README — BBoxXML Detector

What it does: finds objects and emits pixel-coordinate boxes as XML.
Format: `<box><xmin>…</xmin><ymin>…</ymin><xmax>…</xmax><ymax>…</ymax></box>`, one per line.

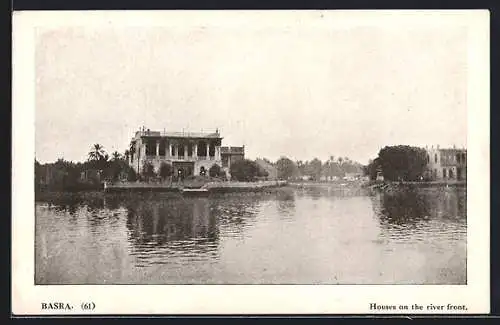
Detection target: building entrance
<box><xmin>173</xmin><ymin>161</ymin><xmax>194</xmax><ymax>181</ymax></box>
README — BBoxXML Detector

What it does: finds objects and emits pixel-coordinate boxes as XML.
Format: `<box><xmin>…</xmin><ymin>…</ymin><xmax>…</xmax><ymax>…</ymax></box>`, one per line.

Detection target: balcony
<box><xmin>168</xmin><ymin>155</ymin><xmax>219</xmax><ymax>162</ymax></box>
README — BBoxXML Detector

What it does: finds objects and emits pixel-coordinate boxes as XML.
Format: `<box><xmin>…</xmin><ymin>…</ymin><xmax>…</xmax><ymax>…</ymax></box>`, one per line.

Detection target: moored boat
<box><xmin>182</xmin><ymin>188</ymin><xmax>210</xmax><ymax>197</ymax></box>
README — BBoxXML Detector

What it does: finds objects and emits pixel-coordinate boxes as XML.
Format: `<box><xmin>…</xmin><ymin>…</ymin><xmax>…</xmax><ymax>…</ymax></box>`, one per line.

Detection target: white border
<box><xmin>12</xmin><ymin>10</ymin><xmax>490</xmax><ymax>315</ymax></box>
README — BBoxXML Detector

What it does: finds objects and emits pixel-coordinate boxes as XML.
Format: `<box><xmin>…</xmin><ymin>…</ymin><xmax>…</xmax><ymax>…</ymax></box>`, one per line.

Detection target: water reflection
<box><xmin>294</xmin><ymin>184</ymin><xmax>370</xmax><ymax>199</ymax></box>
<box><xmin>373</xmin><ymin>188</ymin><xmax>467</xmax><ymax>227</ymax></box>
<box><xmin>126</xmin><ymin>198</ymin><xmax>216</xmax><ymax>244</ymax></box>
<box><xmin>209</xmin><ymin>194</ymin><xmax>261</xmax><ymax>238</ymax></box>
<box><xmin>369</xmin><ymin>188</ymin><xmax>467</xmax><ymax>284</ymax></box>
<box><xmin>275</xmin><ymin>188</ymin><xmax>296</xmax><ymax>218</ymax></box>
<box><xmin>35</xmin><ymin>187</ymin><xmax>467</xmax><ymax>284</ymax></box>
<box><xmin>123</xmin><ymin>198</ymin><xmax>219</xmax><ymax>265</ymax></box>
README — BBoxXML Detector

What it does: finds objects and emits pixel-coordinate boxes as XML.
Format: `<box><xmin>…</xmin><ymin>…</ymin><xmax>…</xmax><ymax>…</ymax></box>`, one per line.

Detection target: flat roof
<box><xmin>134</xmin><ymin>130</ymin><xmax>222</xmax><ymax>139</ymax></box>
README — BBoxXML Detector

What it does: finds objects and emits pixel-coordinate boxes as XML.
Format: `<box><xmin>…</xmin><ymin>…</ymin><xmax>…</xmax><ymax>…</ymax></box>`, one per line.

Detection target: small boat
<box><xmin>182</xmin><ymin>188</ymin><xmax>210</xmax><ymax>197</ymax></box>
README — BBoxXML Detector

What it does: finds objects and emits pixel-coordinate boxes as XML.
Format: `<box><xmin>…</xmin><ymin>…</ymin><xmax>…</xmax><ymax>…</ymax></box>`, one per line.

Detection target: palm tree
<box><xmin>87</xmin><ymin>144</ymin><xmax>109</xmax><ymax>174</ymax></box>
<box><xmin>111</xmin><ymin>151</ymin><xmax>122</xmax><ymax>161</ymax></box>
<box><xmin>88</xmin><ymin>144</ymin><xmax>105</xmax><ymax>162</ymax></box>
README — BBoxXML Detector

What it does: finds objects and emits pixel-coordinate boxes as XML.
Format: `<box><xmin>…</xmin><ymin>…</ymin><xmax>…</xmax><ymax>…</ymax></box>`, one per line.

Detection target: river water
<box><xmin>35</xmin><ymin>185</ymin><xmax>466</xmax><ymax>284</ymax></box>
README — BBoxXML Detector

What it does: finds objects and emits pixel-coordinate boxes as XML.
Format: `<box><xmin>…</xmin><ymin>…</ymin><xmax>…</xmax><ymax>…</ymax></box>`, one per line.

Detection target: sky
<box><xmin>35</xmin><ymin>12</ymin><xmax>468</xmax><ymax>165</ymax></box>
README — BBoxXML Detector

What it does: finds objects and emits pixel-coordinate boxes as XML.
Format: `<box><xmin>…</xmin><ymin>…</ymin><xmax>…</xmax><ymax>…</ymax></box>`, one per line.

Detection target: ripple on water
<box><xmin>35</xmin><ymin>188</ymin><xmax>467</xmax><ymax>284</ymax></box>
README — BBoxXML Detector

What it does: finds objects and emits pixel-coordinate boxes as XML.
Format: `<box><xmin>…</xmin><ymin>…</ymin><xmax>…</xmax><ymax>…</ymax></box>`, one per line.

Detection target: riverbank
<box><xmin>36</xmin><ymin>183</ymin><xmax>292</xmax><ymax>204</ymax></box>
<box><xmin>102</xmin><ymin>179</ymin><xmax>288</xmax><ymax>193</ymax></box>
<box><xmin>367</xmin><ymin>180</ymin><xmax>466</xmax><ymax>192</ymax></box>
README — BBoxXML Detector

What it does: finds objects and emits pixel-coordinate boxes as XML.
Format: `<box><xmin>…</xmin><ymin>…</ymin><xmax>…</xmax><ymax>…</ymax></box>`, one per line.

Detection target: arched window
<box><xmin>200</xmin><ymin>166</ymin><xmax>206</xmax><ymax>176</ymax></box>
<box><xmin>449</xmin><ymin>168</ymin><xmax>454</xmax><ymax>179</ymax></box>
<box><xmin>435</xmin><ymin>154</ymin><xmax>438</xmax><ymax>163</ymax></box>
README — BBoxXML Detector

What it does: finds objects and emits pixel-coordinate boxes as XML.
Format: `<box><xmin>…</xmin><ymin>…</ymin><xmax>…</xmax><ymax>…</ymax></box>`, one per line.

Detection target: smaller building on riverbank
<box><xmin>425</xmin><ymin>145</ymin><xmax>467</xmax><ymax>181</ymax></box>
<box><xmin>221</xmin><ymin>146</ymin><xmax>245</xmax><ymax>170</ymax></box>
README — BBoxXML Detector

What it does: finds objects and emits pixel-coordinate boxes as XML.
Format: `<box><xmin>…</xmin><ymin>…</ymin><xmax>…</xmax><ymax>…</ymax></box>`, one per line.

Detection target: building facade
<box><xmin>221</xmin><ymin>146</ymin><xmax>244</xmax><ymax>167</ymax></box>
<box><xmin>128</xmin><ymin>128</ymin><xmax>224</xmax><ymax>178</ymax></box>
<box><xmin>425</xmin><ymin>146</ymin><xmax>467</xmax><ymax>181</ymax></box>
<box><xmin>221</xmin><ymin>146</ymin><xmax>245</xmax><ymax>179</ymax></box>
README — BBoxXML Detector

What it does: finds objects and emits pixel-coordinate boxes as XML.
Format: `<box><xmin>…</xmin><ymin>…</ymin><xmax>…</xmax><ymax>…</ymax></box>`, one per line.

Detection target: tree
<box><xmin>129</xmin><ymin>142</ymin><xmax>136</xmax><ymax>162</ymax></box>
<box><xmin>364</xmin><ymin>158</ymin><xmax>381</xmax><ymax>181</ymax></box>
<box><xmin>88</xmin><ymin>143</ymin><xmax>105</xmax><ymax>162</ymax></box>
<box><xmin>276</xmin><ymin>157</ymin><xmax>296</xmax><ymax>180</ymax></box>
<box><xmin>141</xmin><ymin>162</ymin><xmax>156</xmax><ymax>180</ymax></box>
<box><xmin>159</xmin><ymin>162</ymin><xmax>173</xmax><ymax>180</ymax></box>
<box><xmin>35</xmin><ymin>159</ymin><xmax>42</xmax><ymax>189</ymax></box>
<box><xmin>229</xmin><ymin>159</ymin><xmax>260</xmax><ymax>181</ymax></box>
<box><xmin>87</xmin><ymin>143</ymin><xmax>108</xmax><ymax>171</ymax></box>
<box><xmin>127</xmin><ymin>167</ymin><xmax>137</xmax><ymax>182</ymax></box>
<box><xmin>111</xmin><ymin>151</ymin><xmax>122</xmax><ymax>161</ymax></box>
<box><xmin>377</xmin><ymin>145</ymin><xmax>427</xmax><ymax>181</ymax></box>
<box><xmin>305</xmin><ymin>158</ymin><xmax>322</xmax><ymax>181</ymax></box>
<box><xmin>209</xmin><ymin>164</ymin><xmax>223</xmax><ymax>177</ymax></box>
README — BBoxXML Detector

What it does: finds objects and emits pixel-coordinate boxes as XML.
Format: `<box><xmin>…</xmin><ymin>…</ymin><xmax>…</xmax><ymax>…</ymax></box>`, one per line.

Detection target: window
<box><xmin>209</xmin><ymin>143</ymin><xmax>215</xmax><ymax>157</ymax></box>
<box><xmin>443</xmin><ymin>168</ymin><xmax>447</xmax><ymax>178</ymax></box>
<box><xmin>159</xmin><ymin>141</ymin><xmax>166</xmax><ymax>156</ymax></box>
<box><xmin>449</xmin><ymin>168</ymin><xmax>454</xmax><ymax>179</ymax></box>
<box><xmin>171</xmin><ymin>145</ymin><xmax>176</xmax><ymax>156</ymax></box>
<box><xmin>435</xmin><ymin>154</ymin><xmax>437</xmax><ymax>163</ymax></box>
<box><xmin>198</xmin><ymin>141</ymin><xmax>207</xmax><ymax>157</ymax></box>
<box><xmin>145</xmin><ymin>140</ymin><xmax>156</xmax><ymax>156</ymax></box>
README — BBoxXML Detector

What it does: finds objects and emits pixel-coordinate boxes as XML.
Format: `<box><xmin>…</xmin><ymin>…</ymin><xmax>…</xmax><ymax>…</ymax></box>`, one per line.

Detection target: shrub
<box><xmin>209</xmin><ymin>164</ymin><xmax>223</xmax><ymax>177</ymax></box>
<box><xmin>159</xmin><ymin>162</ymin><xmax>173</xmax><ymax>180</ymax></box>
<box><xmin>141</xmin><ymin>162</ymin><xmax>156</xmax><ymax>180</ymax></box>
<box><xmin>229</xmin><ymin>159</ymin><xmax>260</xmax><ymax>182</ymax></box>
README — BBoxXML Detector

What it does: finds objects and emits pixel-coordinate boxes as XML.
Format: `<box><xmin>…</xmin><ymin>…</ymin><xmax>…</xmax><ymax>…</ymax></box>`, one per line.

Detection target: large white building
<box><xmin>128</xmin><ymin>128</ymin><xmax>223</xmax><ymax>178</ymax></box>
<box><xmin>128</xmin><ymin>127</ymin><xmax>245</xmax><ymax>179</ymax></box>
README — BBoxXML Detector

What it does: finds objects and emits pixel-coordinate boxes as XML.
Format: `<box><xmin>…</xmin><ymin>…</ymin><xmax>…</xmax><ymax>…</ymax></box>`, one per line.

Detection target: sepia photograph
<box><xmin>12</xmin><ymin>10</ymin><xmax>489</xmax><ymax>314</ymax></box>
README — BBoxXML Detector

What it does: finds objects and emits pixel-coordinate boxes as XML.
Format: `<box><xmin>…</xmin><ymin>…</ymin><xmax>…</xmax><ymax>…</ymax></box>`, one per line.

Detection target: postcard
<box><xmin>12</xmin><ymin>10</ymin><xmax>490</xmax><ymax>315</ymax></box>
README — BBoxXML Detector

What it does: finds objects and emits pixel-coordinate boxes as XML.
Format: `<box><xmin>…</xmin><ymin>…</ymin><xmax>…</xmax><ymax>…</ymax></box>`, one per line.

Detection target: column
<box><xmin>184</xmin><ymin>144</ymin><xmax>188</xmax><ymax>160</ymax></box>
<box><xmin>194</xmin><ymin>143</ymin><xmax>198</xmax><ymax>159</ymax></box>
<box><xmin>156</xmin><ymin>140</ymin><xmax>160</xmax><ymax>158</ymax></box>
<box><xmin>206</xmin><ymin>142</ymin><xmax>210</xmax><ymax>159</ymax></box>
<box><xmin>168</xmin><ymin>143</ymin><xmax>173</xmax><ymax>158</ymax></box>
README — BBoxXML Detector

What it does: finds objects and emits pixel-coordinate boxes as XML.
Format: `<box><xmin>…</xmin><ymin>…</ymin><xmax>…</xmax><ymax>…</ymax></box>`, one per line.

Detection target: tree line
<box><xmin>35</xmin><ymin>144</ymin><xmax>137</xmax><ymax>192</ymax></box>
<box><xmin>272</xmin><ymin>156</ymin><xmax>364</xmax><ymax>181</ymax></box>
<box><xmin>35</xmin><ymin>142</ymin><xmax>368</xmax><ymax>192</ymax></box>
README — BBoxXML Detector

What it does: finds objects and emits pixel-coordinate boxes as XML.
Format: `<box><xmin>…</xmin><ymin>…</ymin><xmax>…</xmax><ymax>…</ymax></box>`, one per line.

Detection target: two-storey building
<box><xmin>128</xmin><ymin>128</ymin><xmax>223</xmax><ymax>178</ymax></box>
<box><xmin>425</xmin><ymin>145</ymin><xmax>467</xmax><ymax>181</ymax></box>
